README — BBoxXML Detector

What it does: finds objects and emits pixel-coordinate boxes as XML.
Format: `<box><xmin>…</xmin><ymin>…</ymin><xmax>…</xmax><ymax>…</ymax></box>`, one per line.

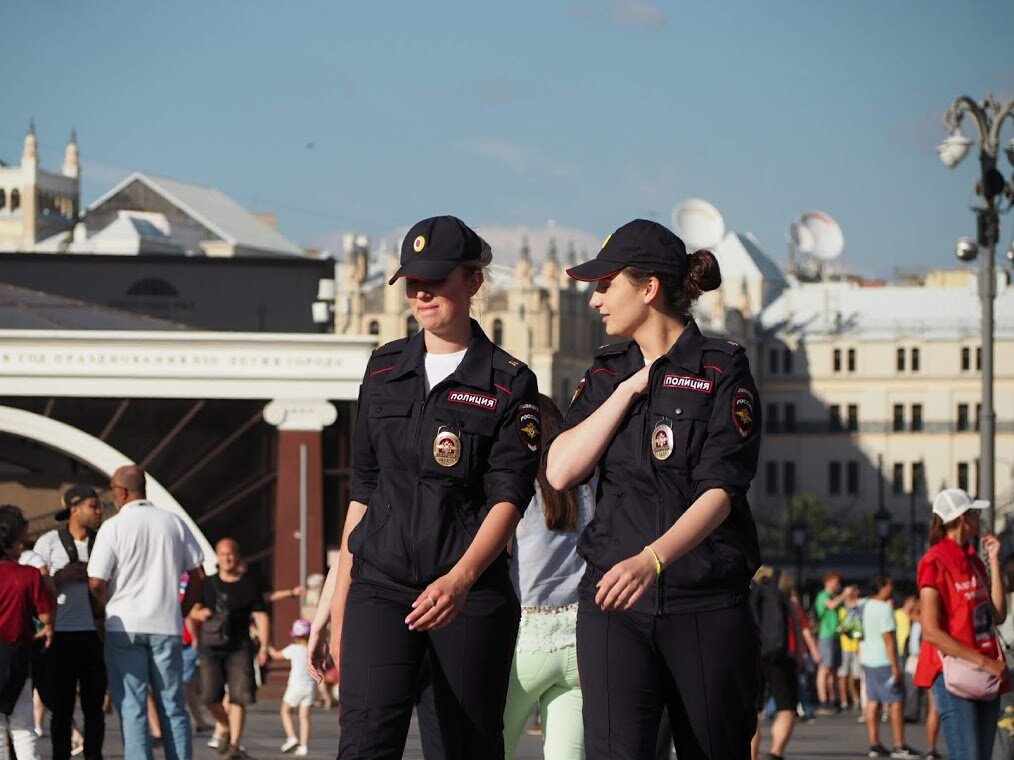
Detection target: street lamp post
<box><xmin>938</xmin><ymin>94</ymin><xmax>1014</xmax><ymax>532</ymax></box>
<box><xmin>791</xmin><ymin>521</ymin><xmax>806</xmax><ymax>589</ymax></box>
<box><xmin>875</xmin><ymin>506</ymin><xmax>892</xmax><ymax>576</ymax></box>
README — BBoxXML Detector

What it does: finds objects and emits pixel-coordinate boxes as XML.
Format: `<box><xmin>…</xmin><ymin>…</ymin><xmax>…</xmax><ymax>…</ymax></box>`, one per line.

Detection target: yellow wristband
<box><xmin>644</xmin><ymin>545</ymin><xmax>663</xmax><ymax>578</ymax></box>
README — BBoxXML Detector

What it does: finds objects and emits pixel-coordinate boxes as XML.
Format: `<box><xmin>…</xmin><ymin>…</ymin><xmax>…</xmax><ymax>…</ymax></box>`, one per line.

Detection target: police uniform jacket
<box><xmin>348</xmin><ymin>320</ymin><xmax>541</xmax><ymax>588</ymax></box>
<box><xmin>556</xmin><ymin>319</ymin><xmax>762</xmax><ymax>614</ymax></box>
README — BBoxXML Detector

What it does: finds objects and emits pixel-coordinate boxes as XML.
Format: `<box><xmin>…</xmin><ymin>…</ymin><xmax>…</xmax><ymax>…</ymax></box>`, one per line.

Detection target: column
<box><xmin>263</xmin><ymin>399</ymin><xmax>337</xmax><ymax>653</ymax></box>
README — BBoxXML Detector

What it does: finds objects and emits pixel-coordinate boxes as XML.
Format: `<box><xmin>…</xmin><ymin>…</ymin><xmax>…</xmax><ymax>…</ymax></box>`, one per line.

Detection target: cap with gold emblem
<box><xmin>566</xmin><ymin>219</ymin><xmax>689</xmax><ymax>282</ymax></box>
<box><xmin>388</xmin><ymin>215</ymin><xmax>489</xmax><ymax>285</ymax></box>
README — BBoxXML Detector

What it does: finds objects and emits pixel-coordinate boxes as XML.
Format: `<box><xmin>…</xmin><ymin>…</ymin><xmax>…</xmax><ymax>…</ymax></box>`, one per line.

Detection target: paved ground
<box><xmin>35</xmin><ymin>702</ymin><xmax>952</xmax><ymax>759</ymax></box>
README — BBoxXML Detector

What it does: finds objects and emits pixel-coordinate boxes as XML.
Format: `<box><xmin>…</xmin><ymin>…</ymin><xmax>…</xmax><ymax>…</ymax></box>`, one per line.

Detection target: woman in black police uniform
<box><xmin>330</xmin><ymin>215</ymin><xmax>541</xmax><ymax>759</ymax></box>
<box><xmin>547</xmin><ymin>219</ymin><xmax>762</xmax><ymax>760</ymax></box>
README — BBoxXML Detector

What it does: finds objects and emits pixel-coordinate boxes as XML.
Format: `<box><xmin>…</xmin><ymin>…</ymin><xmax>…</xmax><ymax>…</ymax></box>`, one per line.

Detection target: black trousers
<box><xmin>0</xmin><ymin>641</ymin><xmax>30</xmax><ymax>715</ymax></box>
<box><xmin>47</xmin><ymin>630</ymin><xmax>106</xmax><ymax>760</ymax></box>
<box><xmin>338</xmin><ymin>562</ymin><xmax>520</xmax><ymax>760</ymax></box>
<box><xmin>578</xmin><ymin>598</ymin><xmax>759</xmax><ymax>760</ymax></box>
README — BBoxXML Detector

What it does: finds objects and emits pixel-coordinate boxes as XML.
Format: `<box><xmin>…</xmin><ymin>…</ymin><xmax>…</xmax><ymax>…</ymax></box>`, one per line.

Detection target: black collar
<box><xmin>385</xmin><ymin>319</ymin><xmax>495</xmax><ymax>391</ymax></box>
<box><xmin>663</xmin><ymin>319</ymin><xmax>705</xmax><ymax>374</ymax></box>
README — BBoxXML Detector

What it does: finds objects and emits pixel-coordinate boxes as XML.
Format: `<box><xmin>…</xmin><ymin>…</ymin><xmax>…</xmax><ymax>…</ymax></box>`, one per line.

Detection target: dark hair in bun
<box><xmin>623</xmin><ymin>249</ymin><xmax>722</xmax><ymax>323</ymax></box>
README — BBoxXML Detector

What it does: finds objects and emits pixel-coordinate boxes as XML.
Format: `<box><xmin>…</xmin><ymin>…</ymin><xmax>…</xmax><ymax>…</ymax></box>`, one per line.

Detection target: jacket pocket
<box><xmin>368</xmin><ymin>397</ymin><xmax>414</xmax><ymax>466</ymax></box>
<box><xmin>648</xmin><ymin>396</ymin><xmax>711</xmax><ymax>471</ymax></box>
<box><xmin>421</xmin><ymin>413</ymin><xmax>498</xmax><ymax>481</ymax></box>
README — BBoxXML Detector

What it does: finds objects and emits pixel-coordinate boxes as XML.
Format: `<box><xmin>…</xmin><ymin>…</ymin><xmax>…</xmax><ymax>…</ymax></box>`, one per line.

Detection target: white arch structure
<box><xmin>0</xmin><ymin>404</ymin><xmax>217</xmax><ymax>572</ymax></box>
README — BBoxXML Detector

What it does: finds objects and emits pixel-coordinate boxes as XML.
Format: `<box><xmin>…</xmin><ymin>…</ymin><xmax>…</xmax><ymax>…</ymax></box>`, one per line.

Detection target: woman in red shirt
<box><xmin>0</xmin><ymin>504</ymin><xmax>54</xmax><ymax>757</ymax></box>
<box><xmin>915</xmin><ymin>489</ymin><xmax>1009</xmax><ymax>760</ymax></box>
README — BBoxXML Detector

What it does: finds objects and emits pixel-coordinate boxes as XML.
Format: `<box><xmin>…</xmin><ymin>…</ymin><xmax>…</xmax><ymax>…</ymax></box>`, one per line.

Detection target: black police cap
<box><xmin>566</xmin><ymin>219</ymin><xmax>689</xmax><ymax>282</ymax></box>
<box><xmin>388</xmin><ymin>216</ymin><xmax>487</xmax><ymax>285</ymax></box>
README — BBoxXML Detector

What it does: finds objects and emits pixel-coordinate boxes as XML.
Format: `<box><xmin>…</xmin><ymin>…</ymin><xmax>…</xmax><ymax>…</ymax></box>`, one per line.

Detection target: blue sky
<box><xmin>3</xmin><ymin>1</ymin><xmax>1012</xmax><ymax>277</ymax></box>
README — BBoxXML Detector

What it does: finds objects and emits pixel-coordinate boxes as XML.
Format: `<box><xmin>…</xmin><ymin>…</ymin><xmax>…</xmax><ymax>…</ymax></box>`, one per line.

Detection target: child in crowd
<box><xmin>268</xmin><ymin>619</ymin><xmax>315</xmax><ymax>756</ymax></box>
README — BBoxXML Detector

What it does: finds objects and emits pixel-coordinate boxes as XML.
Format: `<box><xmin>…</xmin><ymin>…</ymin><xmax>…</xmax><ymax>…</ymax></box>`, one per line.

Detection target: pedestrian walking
<box><xmin>503</xmin><ymin>394</ymin><xmax>594</xmax><ymax>760</ymax></box>
<box><xmin>814</xmin><ymin>572</ymin><xmax>850</xmax><ymax>713</ymax></box>
<box><xmin>267</xmin><ymin>618</ymin><xmax>315</xmax><ymax>756</ymax></box>
<box><xmin>839</xmin><ymin>585</ymin><xmax>864</xmax><ymax>711</ymax></box>
<box><xmin>860</xmin><ymin>573</ymin><xmax>920</xmax><ymax>758</ymax></box>
<box><xmin>190</xmin><ymin>538</ymin><xmax>269</xmax><ymax>758</ymax></box>
<box><xmin>87</xmin><ymin>465</ymin><xmax>205</xmax><ymax>760</ymax></box>
<box><xmin>0</xmin><ymin>505</ymin><xmax>54</xmax><ymax>760</ymax></box>
<box><xmin>750</xmin><ymin>566</ymin><xmax>797</xmax><ymax>760</ymax></box>
<box><xmin>33</xmin><ymin>485</ymin><xmax>107</xmax><ymax>760</ymax></box>
<box><xmin>546</xmin><ymin>219</ymin><xmax>762</xmax><ymax>759</ymax></box>
<box><xmin>914</xmin><ymin>488</ymin><xmax>1009</xmax><ymax>760</ymax></box>
<box><xmin>330</xmin><ymin>216</ymin><xmax>541</xmax><ymax>759</ymax></box>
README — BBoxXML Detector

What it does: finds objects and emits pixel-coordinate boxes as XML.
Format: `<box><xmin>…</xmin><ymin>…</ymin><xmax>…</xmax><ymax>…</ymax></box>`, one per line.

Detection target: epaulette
<box><xmin>594</xmin><ymin>340</ymin><xmax>634</xmax><ymax>359</ymax></box>
<box><xmin>372</xmin><ymin>337</ymin><xmax>408</xmax><ymax>358</ymax></box>
<box><xmin>702</xmin><ymin>337</ymin><xmax>744</xmax><ymax>356</ymax></box>
<box><xmin>492</xmin><ymin>350</ymin><xmax>527</xmax><ymax>376</ymax></box>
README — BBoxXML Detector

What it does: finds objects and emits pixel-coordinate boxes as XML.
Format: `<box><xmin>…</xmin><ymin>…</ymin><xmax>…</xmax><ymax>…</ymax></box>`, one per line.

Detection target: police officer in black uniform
<box><xmin>547</xmin><ymin>219</ymin><xmax>762</xmax><ymax>760</ymax></box>
<box><xmin>332</xmin><ymin>216</ymin><xmax>541</xmax><ymax>759</ymax></box>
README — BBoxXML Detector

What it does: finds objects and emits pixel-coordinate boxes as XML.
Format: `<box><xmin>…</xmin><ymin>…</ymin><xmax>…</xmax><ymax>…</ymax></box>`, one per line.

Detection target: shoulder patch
<box><xmin>373</xmin><ymin>337</ymin><xmax>408</xmax><ymax>357</ymax></box>
<box><xmin>702</xmin><ymin>337</ymin><xmax>744</xmax><ymax>356</ymax></box>
<box><xmin>594</xmin><ymin>340</ymin><xmax>634</xmax><ymax>358</ymax></box>
<box><xmin>732</xmin><ymin>387</ymin><xmax>755</xmax><ymax>439</ymax></box>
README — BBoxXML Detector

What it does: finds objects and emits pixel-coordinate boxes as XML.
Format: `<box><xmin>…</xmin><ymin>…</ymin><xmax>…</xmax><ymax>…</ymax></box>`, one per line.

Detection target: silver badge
<box><xmin>433</xmin><ymin>427</ymin><xmax>461</xmax><ymax>467</ymax></box>
<box><xmin>651</xmin><ymin>421</ymin><xmax>674</xmax><ymax>461</ymax></box>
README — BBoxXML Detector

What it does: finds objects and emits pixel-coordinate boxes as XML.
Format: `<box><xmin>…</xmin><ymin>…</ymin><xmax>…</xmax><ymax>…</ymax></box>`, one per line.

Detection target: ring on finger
<box><xmin>427</xmin><ymin>594</ymin><xmax>437</xmax><ymax>608</ymax></box>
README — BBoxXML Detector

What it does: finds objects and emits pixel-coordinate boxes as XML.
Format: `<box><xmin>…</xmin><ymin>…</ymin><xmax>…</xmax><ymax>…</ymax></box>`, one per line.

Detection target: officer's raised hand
<box><xmin>405</xmin><ymin>569</ymin><xmax>470</xmax><ymax>631</ymax></box>
<box><xmin>621</xmin><ymin>362</ymin><xmax>653</xmax><ymax>398</ymax></box>
<box><xmin>595</xmin><ymin>547</ymin><xmax>658</xmax><ymax>611</ymax></box>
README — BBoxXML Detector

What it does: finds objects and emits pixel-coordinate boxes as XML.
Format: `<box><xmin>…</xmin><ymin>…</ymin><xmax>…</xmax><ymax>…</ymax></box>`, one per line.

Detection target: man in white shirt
<box><xmin>87</xmin><ymin>465</ymin><xmax>205</xmax><ymax>760</ymax></box>
<box><xmin>33</xmin><ymin>485</ymin><xmax>106</xmax><ymax>760</ymax></box>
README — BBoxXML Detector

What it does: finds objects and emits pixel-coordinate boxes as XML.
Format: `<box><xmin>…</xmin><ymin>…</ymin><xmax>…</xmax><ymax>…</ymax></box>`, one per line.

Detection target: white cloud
<box><xmin>459</xmin><ymin>137</ymin><xmax>577</xmax><ymax>179</ymax></box>
<box><xmin>570</xmin><ymin>1</ymin><xmax>669</xmax><ymax>29</ymax></box>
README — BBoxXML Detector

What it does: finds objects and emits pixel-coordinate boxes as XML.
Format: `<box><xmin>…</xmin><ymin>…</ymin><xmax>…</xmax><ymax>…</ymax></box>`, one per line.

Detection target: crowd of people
<box><xmin>0</xmin><ymin>215</ymin><xmax>1012</xmax><ymax>760</ymax></box>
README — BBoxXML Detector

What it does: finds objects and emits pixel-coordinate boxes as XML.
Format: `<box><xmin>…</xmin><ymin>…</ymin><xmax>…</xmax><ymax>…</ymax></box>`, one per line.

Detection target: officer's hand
<box><xmin>620</xmin><ymin>364</ymin><xmax>653</xmax><ymax>399</ymax></box>
<box><xmin>307</xmin><ymin>625</ymin><xmax>330</xmax><ymax>684</ymax></box>
<box><xmin>406</xmin><ymin>572</ymin><xmax>469</xmax><ymax>631</ymax></box>
<box><xmin>595</xmin><ymin>550</ymin><xmax>657</xmax><ymax>612</ymax></box>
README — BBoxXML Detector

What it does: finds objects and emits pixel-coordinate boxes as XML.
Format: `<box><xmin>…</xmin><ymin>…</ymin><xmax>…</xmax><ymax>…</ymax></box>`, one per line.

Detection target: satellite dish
<box><xmin>672</xmin><ymin>199</ymin><xmax>725</xmax><ymax>251</ymax></box>
<box><xmin>799</xmin><ymin>211</ymin><xmax>844</xmax><ymax>261</ymax></box>
<box><xmin>787</xmin><ymin>222</ymin><xmax>815</xmax><ymax>254</ymax></box>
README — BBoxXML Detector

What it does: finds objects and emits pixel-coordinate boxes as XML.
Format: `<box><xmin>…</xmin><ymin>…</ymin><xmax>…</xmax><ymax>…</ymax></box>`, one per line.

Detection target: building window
<box><xmin>911</xmin><ymin>404</ymin><xmax>923</xmax><ymax>432</ymax></box>
<box><xmin>912</xmin><ymin>461</ymin><xmax>925</xmax><ymax>494</ymax></box>
<box><xmin>784</xmin><ymin>462</ymin><xmax>796</xmax><ymax>496</ymax></box>
<box><xmin>958</xmin><ymin>462</ymin><xmax>969</xmax><ymax>492</ymax></box>
<box><xmin>897</xmin><ymin>347</ymin><xmax>906</xmax><ymax>372</ymax></box>
<box><xmin>406</xmin><ymin>315</ymin><xmax>419</xmax><ymax>338</ymax></box>
<box><xmin>893</xmin><ymin>404</ymin><xmax>905</xmax><ymax>432</ymax></box>
<box><xmin>957</xmin><ymin>403</ymin><xmax>970</xmax><ymax>432</ymax></box>
<box><xmin>847</xmin><ymin>348</ymin><xmax>856</xmax><ymax>372</ymax></box>
<box><xmin>0</xmin><ymin>189</ymin><xmax>5</xmax><ymax>210</ymax></box>
<box><xmin>893</xmin><ymin>463</ymin><xmax>905</xmax><ymax>495</ymax></box>
<box><xmin>766</xmin><ymin>462</ymin><xmax>778</xmax><ymax>495</ymax></box>
<box><xmin>784</xmin><ymin>404</ymin><xmax>796</xmax><ymax>433</ymax></box>
<box><xmin>10</xmin><ymin>189</ymin><xmax>20</xmax><ymax>211</ymax></box>
<box><xmin>769</xmin><ymin>349</ymin><xmax>779</xmax><ymax>375</ymax></box>
<box><xmin>829</xmin><ymin>405</ymin><xmax>842</xmax><ymax>432</ymax></box>
<box><xmin>368</xmin><ymin>320</ymin><xmax>380</xmax><ymax>336</ymax></box>
<box><xmin>975</xmin><ymin>403</ymin><xmax>982</xmax><ymax>432</ymax></box>
<box><xmin>961</xmin><ymin>346</ymin><xmax>971</xmax><ymax>371</ymax></box>
<box><xmin>975</xmin><ymin>459</ymin><xmax>980</xmax><ymax>494</ymax></box>
<box><xmin>765</xmin><ymin>404</ymin><xmax>779</xmax><ymax>434</ymax></box>
<box><xmin>833</xmin><ymin>348</ymin><xmax>842</xmax><ymax>373</ymax></box>
<box><xmin>829</xmin><ymin>461</ymin><xmax>842</xmax><ymax>495</ymax></box>
<box><xmin>847</xmin><ymin>404</ymin><xmax>858</xmax><ymax>432</ymax></box>
<box><xmin>492</xmin><ymin>318</ymin><xmax>503</xmax><ymax>345</ymax></box>
<box><xmin>846</xmin><ymin>461</ymin><xmax>859</xmax><ymax>495</ymax></box>
<box><xmin>911</xmin><ymin>347</ymin><xmax>920</xmax><ymax>372</ymax></box>
<box><xmin>782</xmin><ymin>349</ymin><xmax>793</xmax><ymax>375</ymax></box>
<box><xmin>976</xmin><ymin>347</ymin><xmax>982</xmax><ymax>370</ymax></box>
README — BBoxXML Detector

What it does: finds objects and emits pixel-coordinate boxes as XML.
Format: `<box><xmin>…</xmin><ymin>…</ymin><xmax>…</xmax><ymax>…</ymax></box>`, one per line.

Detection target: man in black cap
<box><xmin>33</xmin><ymin>485</ymin><xmax>106</xmax><ymax>760</ymax></box>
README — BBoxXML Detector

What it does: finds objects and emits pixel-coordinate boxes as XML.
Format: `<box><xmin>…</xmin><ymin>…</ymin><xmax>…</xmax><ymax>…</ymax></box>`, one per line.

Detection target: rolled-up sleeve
<box><xmin>694</xmin><ymin>350</ymin><xmax>761</xmax><ymax>499</ymax></box>
<box><xmin>349</xmin><ymin>381</ymin><xmax>380</xmax><ymax>506</ymax></box>
<box><xmin>483</xmin><ymin>369</ymin><xmax>541</xmax><ymax>514</ymax></box>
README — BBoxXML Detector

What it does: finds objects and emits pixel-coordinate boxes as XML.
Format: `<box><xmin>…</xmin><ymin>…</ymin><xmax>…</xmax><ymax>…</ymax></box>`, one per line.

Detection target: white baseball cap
<box><xmin>932</xmin><ymin>488</ymin><xmax>989</xmax><ymax>523</ymax></box>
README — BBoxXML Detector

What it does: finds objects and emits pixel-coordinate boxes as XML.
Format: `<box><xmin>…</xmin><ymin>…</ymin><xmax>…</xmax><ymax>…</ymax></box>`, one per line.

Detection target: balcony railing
<box><xmin>765</xmin><ymin>420</ymin><xmax>1014</xmax><ymax>435</ymax></box>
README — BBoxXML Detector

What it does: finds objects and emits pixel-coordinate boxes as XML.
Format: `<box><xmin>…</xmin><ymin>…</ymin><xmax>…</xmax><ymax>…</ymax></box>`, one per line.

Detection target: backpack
<box><xmin>199</xmin><ymin>576</ymin><xmax>232</xmax><ymax>650</ymax></box>
<box><xmin>751</xmin><ymin>579</ymin><xmax>790</xmax><ymax>661</ymax></box>
<box><xmin>839</xmin><ymin>602</ymin><xmax>865</xmax><ymax>642</ymax></box>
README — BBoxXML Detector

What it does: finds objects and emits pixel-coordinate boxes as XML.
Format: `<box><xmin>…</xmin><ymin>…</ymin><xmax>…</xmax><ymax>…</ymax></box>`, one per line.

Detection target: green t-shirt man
<box><xmin>815</xmin><ymin>588</ymin><xmax>842</xmax><ymax>639</ymax></box>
